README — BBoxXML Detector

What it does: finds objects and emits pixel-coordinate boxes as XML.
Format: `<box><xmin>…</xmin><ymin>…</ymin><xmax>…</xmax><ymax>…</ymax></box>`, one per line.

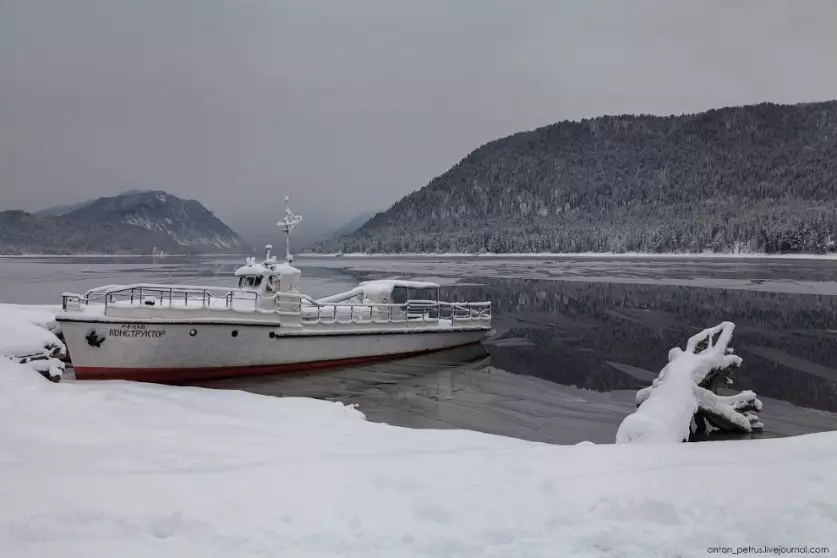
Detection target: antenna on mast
<box><xmin>277</xmin><ymin>195</ymin><xmax>303</xmax><ymax>262</ymax></box>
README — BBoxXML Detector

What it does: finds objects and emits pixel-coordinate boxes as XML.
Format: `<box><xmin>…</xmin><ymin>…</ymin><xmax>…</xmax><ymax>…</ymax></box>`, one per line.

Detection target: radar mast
<box><xmin>277</xmin><ymin>196</ymin><xmax>303</xmax><ymax>262</ymax></box>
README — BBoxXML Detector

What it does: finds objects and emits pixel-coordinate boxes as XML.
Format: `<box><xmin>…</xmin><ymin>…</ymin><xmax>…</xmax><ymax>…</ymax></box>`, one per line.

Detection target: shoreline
<box><xmin>299</xmin><ymin>251</ymin><xmax>837</xmax><ymax>260</ymax></box>
<box><xmin>3</xmin><ymin>251</ymin><xmax>837</xmax><ymax>260</ymax></box>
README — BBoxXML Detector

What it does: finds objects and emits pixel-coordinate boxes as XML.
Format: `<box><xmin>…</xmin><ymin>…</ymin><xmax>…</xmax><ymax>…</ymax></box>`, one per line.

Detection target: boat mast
<box><xmin>277</xmin><ymin>195</ymin><xmax>303</xmax><ymax>262</ymax></box>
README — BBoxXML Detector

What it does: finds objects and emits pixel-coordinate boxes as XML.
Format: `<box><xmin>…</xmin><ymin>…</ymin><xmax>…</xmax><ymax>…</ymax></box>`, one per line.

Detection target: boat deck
<box><xmin>60</xmin><ymin>283</ymin><xmax>492</xmax><ymax>330</ymax></box>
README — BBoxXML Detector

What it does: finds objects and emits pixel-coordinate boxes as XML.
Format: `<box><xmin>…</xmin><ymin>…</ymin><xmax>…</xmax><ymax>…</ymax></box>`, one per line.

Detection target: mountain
<box><xmin>283</xmin><ymin>211</ymin><xmax>380</xmax><ymax>252</ymax></box>
<box><xmin>0</xmin><ymin>191</ymin><xmax>245</xmax><ymax>255</ymax></box>
<box><xmin>329</xmin><ymin>211</ymin><xmax>377</xmax><ymax>238</ymax></box>
<box><xmin>35</xmin><ymin>189</ymin><xmax>155</xmax><ymax>218</ymax></box>
<box><xmin>34</xmin><ymin>199</ymin><xmax>97</xmax><ymax>218</ymax></box>
<box><xmin>317</xmin><ymin>100</ymin><xmax>837</xmax><ymax>254</ymax></box>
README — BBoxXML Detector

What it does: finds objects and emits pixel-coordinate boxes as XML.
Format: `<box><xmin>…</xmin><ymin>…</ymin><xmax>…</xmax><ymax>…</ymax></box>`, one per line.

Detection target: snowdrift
<box><xmin>1</xmin><ymin>357</ymin><xmax>835</xmax><ymax>557</ymax></box>
<box><xmin>0</xmin><ymin>303</ymin><xmax>65</xmax><ymax>380</ymax></box>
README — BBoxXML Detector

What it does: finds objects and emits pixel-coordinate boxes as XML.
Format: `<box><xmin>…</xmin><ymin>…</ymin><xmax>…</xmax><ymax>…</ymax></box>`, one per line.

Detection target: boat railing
<box><xmin>295</xmin><ymin>298</ymin><xmax>491</xmax><ymax>325</ymax></box>
<box><xmin>62</xmin><ymin>283</ymin><xmax>260</xmax><ymax>311</ymax></box>
<box><xmin>61</xmin><ymin>284</ymin><xmax>492</xmax><ymax>325</ymax></box>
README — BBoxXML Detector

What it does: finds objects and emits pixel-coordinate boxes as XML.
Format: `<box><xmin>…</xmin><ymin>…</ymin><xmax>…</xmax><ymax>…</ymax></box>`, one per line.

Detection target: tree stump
<box><xmin>616</xmin><ymin>322</ymin><xmax>763</xmax><ymax>444</ymax></box>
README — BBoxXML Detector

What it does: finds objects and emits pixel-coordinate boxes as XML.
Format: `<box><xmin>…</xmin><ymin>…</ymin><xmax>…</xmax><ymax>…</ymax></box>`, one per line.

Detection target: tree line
<box><xmin>317</xmin><ymin>100</ymin><xmax>837</xmax><ymax>254</ymax></box>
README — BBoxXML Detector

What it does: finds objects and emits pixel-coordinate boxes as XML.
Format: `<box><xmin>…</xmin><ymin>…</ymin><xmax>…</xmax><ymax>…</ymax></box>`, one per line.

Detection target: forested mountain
<box><xmin>0</xmin><ymin>191</ymin><xmax>244</xmax><ymax>255</ymax></box>
<box><xmin>317</xmin><ymin>100</ymin><xmax>837</xmax><ymax>254</ymax></box>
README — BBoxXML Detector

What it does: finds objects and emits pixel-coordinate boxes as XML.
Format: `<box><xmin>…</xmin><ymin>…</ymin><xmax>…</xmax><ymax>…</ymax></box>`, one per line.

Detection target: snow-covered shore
<box><xmin>0</xmin><ymin>303</ymin><xmax>65</xmax><ymax>380</ymax></box>
<box><xmin>0</xmin><ymin>303</ymin><xmax>62</xmax><ymax>334</ymax></box>
<box><xmin>0</xmin><ymin>304</ymin><xmax>834</xmax><ymax>555</ymax></box>
<box><xmin>1</xmin><ymin>357</ymin><xmax>835</xmax><ymax>556</ymax></box>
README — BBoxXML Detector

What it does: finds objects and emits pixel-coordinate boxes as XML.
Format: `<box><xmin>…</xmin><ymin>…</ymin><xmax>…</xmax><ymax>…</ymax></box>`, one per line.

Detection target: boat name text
<box><xmin>109</xmin><ymin>324</ymin><xmax>166</xmax><ymax>338</ymax></box>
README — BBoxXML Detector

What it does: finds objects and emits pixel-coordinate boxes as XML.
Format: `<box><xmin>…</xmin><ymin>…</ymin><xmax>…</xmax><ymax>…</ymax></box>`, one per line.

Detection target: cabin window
<box><xmin>265</xmin><ymin>275</ymin><xmax>278</xmax><ymax>293</ymax></box>
<box><xmin>407</xmin><ymin>287</ymin><xmax>438</xmax><ymax>302</ymax></box>
<box><xmin>238</xmin><ymin>275</ymin><xmax>263</xmax><ymax>289</ymax></box>
<box><xmin>392</xmin><ymin>286</ymin><xmax>438</xmax><ymax>304</ymax></box>
<box><xmin>391</xmin><ymin>286</ymin><xmax>408</xmax><ymax>304</ymax></box>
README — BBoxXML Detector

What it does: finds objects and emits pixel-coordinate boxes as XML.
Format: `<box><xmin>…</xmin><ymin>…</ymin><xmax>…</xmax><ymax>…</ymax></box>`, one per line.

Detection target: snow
<box><xmin>78</xmin><ymin>283</ymin><xmax>242</xmax><ymax>297</ymax></box>
<box><xmin>301</xmin><ymin>304</ymin><xmax>395</xmax><ymax>322</ymax></box>
<box><xmin>0</xmin><ymin>303</ymin><xmax>62</xmax><ymax>334</ymax></box>
<box><xmin>234</xmin><ymin>262</ymin><xmax>273</xmax><ymax>277</ymax></box>
<box><xmin>316</xmin><ymin>280</ymin><xmax>440</xmax><ymax>305</ymax></box>
<box><xmin>273</xmin><ymin>262</ymin><xmax>302</xmax><ymax>278</ymax></box>
<box><xmin>107</xmin><ymin>296</ymin><xmax>260</xmax><ymax>313</ymax></box>
<box><xmin>0</xmin><ymin>318</ymin><xmax>63</xmax><ymax>359</ymax></box>
<box><xmin>0</xmin><ymin>304</ymin><xmax>64</xmax><ymax>358</ymax></box>
<box><xmin>359</xmin><ymin>279</ymin><xmax>440</xmax><ymax>291</ymax></box>
<box><xmin>234</xmin><ymin>261</ymin><xmax>301</xmax><ymax>278</ymax></box>
<box><xmin>0</xmin><ymin>306</ymin><xmax>834</xmax><ymax>555</ymax></box>
<box><xmin>314</xmin><ymin>285</ymin><xmax>366</xmax><ymax>304</ymax></box>
<box><xmin>0</xmin><ymin>304</ymin><xmax>66</xmax><ymax>380</ymax></box>
<box><xmin>616</xmin><ymin>322</ymin><xmax>758</xmax><ymax>444</ymax></box>
<box><xmin>1</xmin><ymin>360</ymin><xmax>836</xmax><ymax>557</ymax></box>
<box><xmin>359</xmin><ymin>280</ymin><xmax>436</xmax><ymax>304</ymax></box>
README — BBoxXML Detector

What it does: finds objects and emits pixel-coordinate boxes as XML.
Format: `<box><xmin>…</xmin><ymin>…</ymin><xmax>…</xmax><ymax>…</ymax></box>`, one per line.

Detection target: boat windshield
<box><xmin>238</xmin><ymin>275</ymin><xmax>263</xmax><ymax>289</ymax></box>
<box><xmin>391</xmin><ymin>286</ymin><xmax>439</xmax><ymax>304</ymax></box>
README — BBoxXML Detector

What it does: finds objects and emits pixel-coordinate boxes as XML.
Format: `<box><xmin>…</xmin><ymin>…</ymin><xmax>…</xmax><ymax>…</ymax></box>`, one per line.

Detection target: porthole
<box><xmin>189</xmin><ymin>329</ymin><xmax>197</xmax><ymax>337</ymax></box>
<box><xmin>231</xmin><ymin>330</ymin><xmax>239</xmax><ymax>338</ymax></box>
<box><xmin>268</xmin><ymin>331</ymin><xmax>276</xmax><ymax>339</ymax></box>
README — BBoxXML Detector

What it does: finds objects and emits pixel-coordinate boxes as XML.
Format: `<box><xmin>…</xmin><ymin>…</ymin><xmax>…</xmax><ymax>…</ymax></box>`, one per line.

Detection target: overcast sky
<box><xmin>2</xmin><ymin>0</ymin><xmax>836</xmax><ymax>245</ymax></box>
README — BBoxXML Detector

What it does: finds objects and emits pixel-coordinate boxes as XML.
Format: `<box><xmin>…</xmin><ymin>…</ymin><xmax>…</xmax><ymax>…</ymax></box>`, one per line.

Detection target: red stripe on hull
<box><xmin>73</xmin><ymin>341</ymin><xmax>481</xmax><ymax>384</ymax></box>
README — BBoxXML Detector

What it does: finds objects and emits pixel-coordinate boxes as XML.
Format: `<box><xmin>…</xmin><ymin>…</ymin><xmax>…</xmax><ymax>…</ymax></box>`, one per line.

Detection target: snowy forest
<box><xmin>317</xmin><ymin>101</ymin><xmax>837</xmax><ymax>254</ymax></box>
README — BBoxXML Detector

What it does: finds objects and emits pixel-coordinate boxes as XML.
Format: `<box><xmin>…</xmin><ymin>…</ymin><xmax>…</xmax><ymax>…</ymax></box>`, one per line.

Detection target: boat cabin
<box><xmin>314</xmin><ymin>279</ymin><xmax>440</xmax><ymax>307</ymax></box>
<box><xmin>234</xmin><ymin>259</ymin><xmax>301</xmax><ymax>296</ymax></box>
<box><xmin>365</xmin><ymin>281</ymin><xmax>439</xmax><ymax>306</ymax></box>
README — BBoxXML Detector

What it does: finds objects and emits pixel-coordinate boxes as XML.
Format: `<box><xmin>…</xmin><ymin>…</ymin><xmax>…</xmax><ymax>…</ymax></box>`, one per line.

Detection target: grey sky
<box><xmin>2</xmin><ymin>0</ymin><xmax>836</xmax><ymax>245</ymax></box>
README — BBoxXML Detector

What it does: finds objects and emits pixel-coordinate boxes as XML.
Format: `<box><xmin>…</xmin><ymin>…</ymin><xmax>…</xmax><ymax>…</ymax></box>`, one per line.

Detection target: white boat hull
<box><xmin>59</xmin><ymin>317</ymin><xmax>490</xmax><ymax>383</ymax></box>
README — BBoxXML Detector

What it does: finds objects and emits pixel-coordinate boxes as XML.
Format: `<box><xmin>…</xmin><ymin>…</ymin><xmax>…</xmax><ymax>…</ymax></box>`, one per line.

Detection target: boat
<box><xmin>56</xmin><ymin>198</ymin><xmax>493</xmax><ymax>383</ymax></box>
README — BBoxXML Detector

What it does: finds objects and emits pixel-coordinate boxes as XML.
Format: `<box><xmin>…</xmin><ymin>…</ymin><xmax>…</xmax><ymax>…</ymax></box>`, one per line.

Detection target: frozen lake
<box><xmin>1</xmin><ymin>253</ymin><xmax>836</xmax><ymax>443</ymax></box>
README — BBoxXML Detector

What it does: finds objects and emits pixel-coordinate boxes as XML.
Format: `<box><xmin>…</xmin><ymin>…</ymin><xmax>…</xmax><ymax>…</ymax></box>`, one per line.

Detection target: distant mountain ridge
<box><xmin>317</xmin><ymin>100</ymin><xmax>837</xmax><ymax>254</ymax></box>
<box><xmin>0</xmin><ymin>190</ymin><xmax>245</xmax><ymax>255</ymax></box>
<box><xmin>34</xmin><ymin>189</ymin><xmax>152</xmax><ymax>217</ymax></box>
<box><xmin>34</xmin><ymin>199</ymin><xmax>96</xmax><ymax>218</ymax></box>
<box><xmin>329</xmin><ymin>211</ymin><xmax>377</xmax><ymax>238</ymax></box>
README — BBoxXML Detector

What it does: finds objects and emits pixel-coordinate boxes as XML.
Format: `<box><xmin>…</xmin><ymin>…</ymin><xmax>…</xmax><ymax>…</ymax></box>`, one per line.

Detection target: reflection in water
<box><xmin>195</xmin><ymin>344</ymin><xmax>639</xmax><ymax>445</ymax></box>
<box><xmin>198</xmin><ymin>344</ymin><xmax>490</xmax><ymax>401</ymax></box>
<box><xmin>447</xmin><ymin>279</ymin><xmax>837</xmax><ymax>413</ymax></box>
<box><xmin>197</xmin><ymin>274</ymin><xmax>837</xmax><ymax>443</ymax></box>
<box><xmin>200</xmin><ymin>271</ymin><xmax>837</xmax><ymax>442</ymax></box>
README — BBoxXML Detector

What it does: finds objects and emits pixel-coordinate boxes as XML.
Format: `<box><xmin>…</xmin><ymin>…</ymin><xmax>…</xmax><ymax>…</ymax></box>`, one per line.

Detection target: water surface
<box><xmin>2</xmin><ymin>254</ymin><xmax>835</xmax><ymax>443</ymax></box>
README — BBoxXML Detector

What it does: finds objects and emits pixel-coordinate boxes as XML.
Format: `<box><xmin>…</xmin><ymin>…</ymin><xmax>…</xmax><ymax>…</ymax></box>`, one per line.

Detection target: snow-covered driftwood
<box><xmin>0</xmin><ymin>305</ymin><xmax>67</xmax><ymax>382</ymax></box>
<box><xmin>616</xmin><ymin>322</ymin><xmax>763</xmax><ymax>444</ymax></box>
